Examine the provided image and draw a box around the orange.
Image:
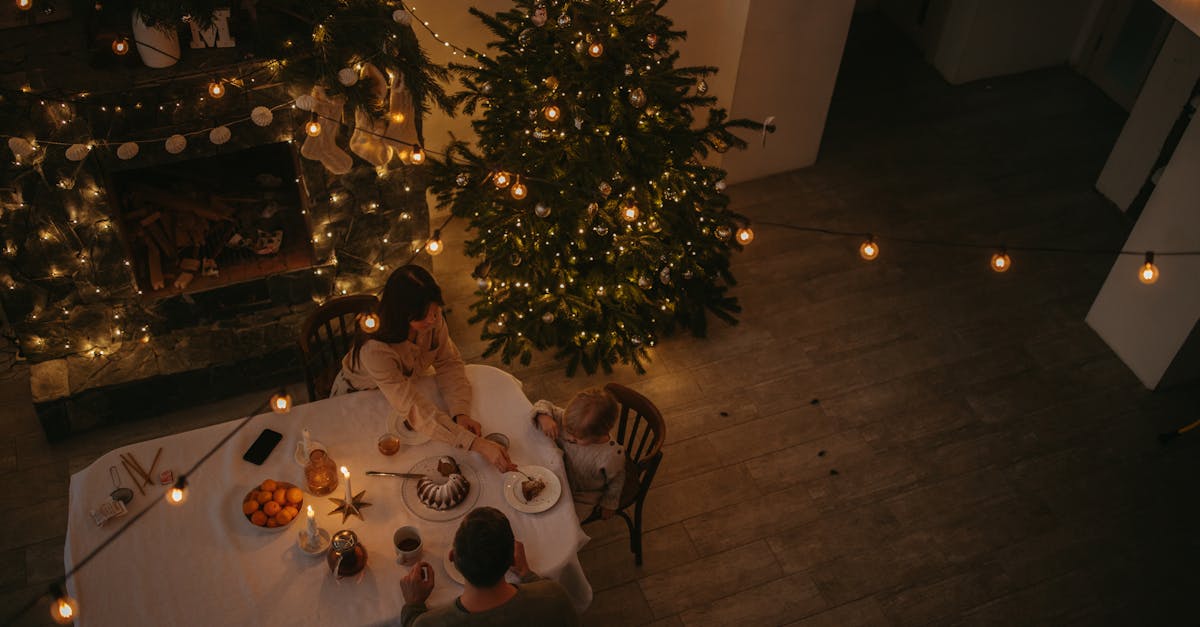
[260,479,278,492]
[275,510,293,525]
[266,518,278,528]
[285,487,303,504]
[283,506,299,519]
[254,490,271,504]
[250,511,267,526]
[272,488,287,505]
[263,501,282,516]
[242,500,259,516]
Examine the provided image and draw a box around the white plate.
[401,456,481,522]
[390,412,433,445]
[503,466,562,514]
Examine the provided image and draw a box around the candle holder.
[329,491,371,522]
[299,527,331,556]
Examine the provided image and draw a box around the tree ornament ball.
[251,106,274,127]
[510,254,522,266]
[455,172,470,187]
[715,225,732,241]
[588,42,604,57]
[543,76,559,90]
[541,312,555,323]
[209,126,232,145]
[165,134,187,154]
[697,78,709,94]
[481,82,493,95]
[534,203,551,218]
[519,28,535,46]
[557,13,571,27]
[587,202,599,218]
[594,224,609,236]
[337,68,358,86]
[629,87,647,108]
[65,144,90,162]
[494,171,511,188]
[638,276,652,289]
[116,141,140,160]
[294,94,317,111]
[598,181,612,197]
[393,9,412,26]
[715,179,727,192]
[476,277,492,290]
[7,137,35,159]
[646,33,659,48]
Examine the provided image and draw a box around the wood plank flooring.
[3,12,1200,626]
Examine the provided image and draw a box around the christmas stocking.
[300,86,353,175]
[383,70,420,163]
[349,63,393,167]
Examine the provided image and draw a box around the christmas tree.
[431,0,768,375]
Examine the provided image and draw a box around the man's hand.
[470,436,516,472]
[454,414,483,436]
[400,561,435,604]
[535,413,559,440]
[511,540,531,578]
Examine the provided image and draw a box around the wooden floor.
[4,13,1200,626]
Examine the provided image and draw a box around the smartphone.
[242,429,283,465]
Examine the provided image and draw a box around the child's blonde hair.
[564,388,618,439]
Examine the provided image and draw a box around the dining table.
[64,364,593,626]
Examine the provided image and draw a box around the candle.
[306,505,317,541]
[341,466,351,502]
[301,428,311,456]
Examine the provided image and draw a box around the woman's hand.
[535,413,559,440]
[454,414,482,436]
[470,436,516,472]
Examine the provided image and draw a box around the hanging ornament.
[165,134,187,154]
[543,76,559,90]
[476,277,492,290]
[659,266,672,285]
[510,254,522,266]
[637,276,652,289]
[715,179,727,192]
[7,137,35,159]
[715,225,732,241]
[587,202,599,218]
[455,172,470,187]
[493,171,511,188]
[294,94,316,111]
[518,28,535,46]
[574,116,584,130]
[593,224,609,236]
[531,5,548,26]
[624,64,634,76]
[481,82,493,95]
[541,312,555,323]
[393,9,412,26]
[65,144,90,162]
[683,270,694,280]
[628,87,647,108]
[598,181,612,197]
[534,202,551,218]
[251,106,274,127]
[209,126,231,145]
[646,33,659,48]
[532,128,551,140]
[588,42,603,57]
[557,13,571,27]
[116,141,139,160]
[647,217,662,232]
[697,78,709,94]
[337,68,358,86]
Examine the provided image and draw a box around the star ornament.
[329,490,372,522]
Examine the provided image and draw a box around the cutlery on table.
[365,471,426,478]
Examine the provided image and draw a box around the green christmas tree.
[431,0,768,375]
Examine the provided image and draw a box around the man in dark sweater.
[399,507,578,626]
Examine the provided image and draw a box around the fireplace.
[108,142,316,299]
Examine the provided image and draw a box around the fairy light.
[305,118,322,137]
[426,231,444,256]
[16,0,32,10]
[510,178,528,200]
[859,238,878,261]
[493,171,511,189]
[271,392,292,413]
[165,475,188,505]
[111,37,130,55]
[736,226,755,245]
[49,585,77,625]
[588,42,604,57]
[621,202,640,222]
[543,105,561,122]
[359,312,380,333]
[1138,252,1158,285]
[990,250,1011,273]
[207,81,226,99]
[410,145,426,164]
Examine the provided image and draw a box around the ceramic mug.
[393,526,422,565]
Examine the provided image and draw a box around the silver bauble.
[392,9,412,25]
[593,224,608,236]
[715,225,732,241]
[557,13,571,27]
[534,203,551,218]
[541,312,555,323]
[637,276,652,289]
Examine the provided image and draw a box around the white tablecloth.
[65,365,592,626]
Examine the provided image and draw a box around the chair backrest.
[298,294,378,401]
[604,383,666,470]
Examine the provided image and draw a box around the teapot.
[327,529,367,579]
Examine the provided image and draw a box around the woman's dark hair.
[349,264,445,369]
[453,507,515,587]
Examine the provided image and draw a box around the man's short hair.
[453,507,514,587]
[564,388,618,439]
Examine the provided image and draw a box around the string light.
[16,0,32,10]
[49,585,77,625]
[208,81,226,99]
[510,178,527,200]
[410,145,426,164]
[1138,252,1158,285]
[588,42,604,57]
[990,250,1011,273]
[165,475,188,505]
[359,312,380,333]
[543,105,561,122]
[426,231,444,256]
[305,118,322,137]
[621,202,640,222]
[111,38,130,56]
[736,226,755,245]
[270,392,292,413]
[859,237,879,261]
[493,171,511,189]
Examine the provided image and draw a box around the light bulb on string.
[16,0,32,10]
[510,177,528,200]
[49,584,78,625]
[1138,252,1159,285]
[271,391,292,413]
[410,145,426,164]
[543,105,561,122]
[990,249,1011,273]
[305,118,322,137]
[736,226,755,245]
[588,42,603,57]
[111,37,130,55]
[493,171,511,188]
[208,81,225,99]
[620,202,639,222]
[426,231,444,256]
[859,237,879,261]
[165,475,188,505]
[359,312,380,333]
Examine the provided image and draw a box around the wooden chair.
[581,383,666,566]
[298,294,378,402]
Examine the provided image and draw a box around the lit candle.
[302,428,311,456]
[306,505,317,541]
[341,466,351,502]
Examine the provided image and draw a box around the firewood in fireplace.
[147,243,164,291]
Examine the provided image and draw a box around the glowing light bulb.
[494,171,511,188]
[510,180,527,199]
[736,227,755,245]
[621,203,640,222]
[112,37,130,55]
[305,120,321,137]
[543,105,561,122]
[208,81,225,98]
[165,476,188,506]
[426,236,444,256]
[359,312,380,333]
[1138,252,1158,285]
[271,392,292,413]
[390,111,405,124]
[990,251,1011,273]
[49,592,78,625]
[16,0,32,10]
[859,239,879,261]
[588,42,603,57]
[410,146,425,164]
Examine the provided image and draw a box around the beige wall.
[411,1,850,184]
[1155,0,1200,37]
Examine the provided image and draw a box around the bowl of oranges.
[242,479,304,531]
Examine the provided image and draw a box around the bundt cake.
[416,456,470,510]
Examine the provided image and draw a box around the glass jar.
[305,449,339,496]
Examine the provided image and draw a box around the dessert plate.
[390,412,433,445]
[502,466,561,514]
[401,456,480,522]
